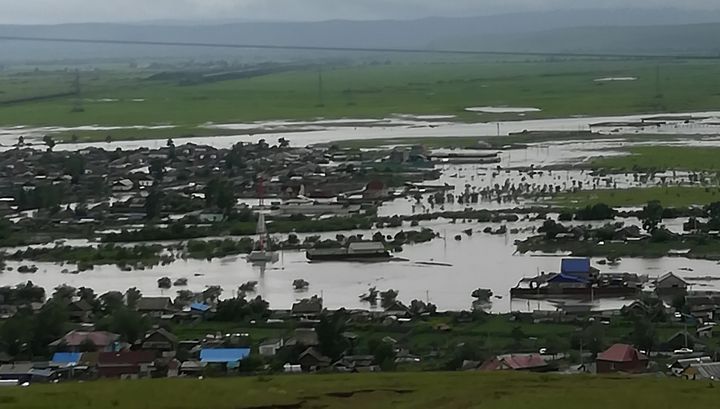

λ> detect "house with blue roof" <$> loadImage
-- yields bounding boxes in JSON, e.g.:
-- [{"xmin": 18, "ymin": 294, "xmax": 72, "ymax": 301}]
[
  {"xmin": 51, "ymin": 352, "xmax": 83, "ymax": 365},
  {"xmin": 560, "ymin": 258, "xmax": 598, "ymax": 279},
  {"xmin": 200, "ymin": 348, "xmax": 251, "ymax": 370}
]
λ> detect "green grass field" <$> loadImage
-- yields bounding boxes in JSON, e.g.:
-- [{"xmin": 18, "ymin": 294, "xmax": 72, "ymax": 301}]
[
  {"xmin": 2, "ymin": 59, "xmax": 720, "ymax": 142},
  {"xmin": 3, "ymin": 371, "xmax": 720, "ymax": 409},
  {"xmin": 593, "ymin": 147, "xmax": 720, "ymax": 172},
  {"xmin": 552, "ymin": 186, "xmax": 720, "ymax": 208}
]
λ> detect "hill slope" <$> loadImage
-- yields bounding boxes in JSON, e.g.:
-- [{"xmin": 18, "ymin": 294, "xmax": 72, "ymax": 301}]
[{"xmin": 3, "ymin": 371, "xmax": 720, "ymax": 409}]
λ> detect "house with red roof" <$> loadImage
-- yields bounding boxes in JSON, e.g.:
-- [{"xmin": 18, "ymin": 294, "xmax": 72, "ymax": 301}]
[
  {"xmin": 97, "ymin": 351, "xmax": 157, "ymax": 379},
  {"xmin": 478, "ymin": 354, "xmax": 548, "ymax": 372},
  {"xmin": 596, "ymin": 344, "xmax": 648, "ymax": 373},
  {"xmin": 49, "ymin": 330, "xmax": 120, "ymax": 352}
]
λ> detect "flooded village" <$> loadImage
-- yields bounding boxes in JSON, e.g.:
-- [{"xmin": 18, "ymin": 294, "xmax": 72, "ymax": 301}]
[{"xmin": 0, "ymin": 113, "xmax": 719, "ymax": 382}]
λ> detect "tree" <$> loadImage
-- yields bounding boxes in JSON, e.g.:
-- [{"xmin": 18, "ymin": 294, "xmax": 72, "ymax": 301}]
[
  {"xmin": 316, "ymin": 310, "xmax": 349, "ymax": 360},
  {"xmin": 368, "ymin": 338, "xmax": 396, "ymax": 371},
  {"xmin": 575, "ymin": 203, "xmax": 615, "ymax": 221},
  {"xmin": 99, "ymin": 291, "xmax": 124, "ymax": 314},
  {"xmin": 204, "ymin": 178, "xmax": 236, "ymax": 214},
  {"xmin": 63, "ymin": 154, "xmax": 85, "ymax": 184},
  {"xmin": 42, "ymin": 135, "xmax": 56, "ymax": 151},
  {"xmin": 144, "ymin": 189, "xmax": 163, "ymax": 219},
  {"xmin": 52, "ymin": 285, "xmax": 77, "ymax": 302},
  {"xmin": 125, "ymin": 287, "xmax": 142, "ymax": 309},
  {"xmin": 641, "ymin": 200, "xmax": 664, "ymax": 233},
  {"xmin": 149, "ymin": 158, "xmax": 165, "ymax": 180},
  {"xmin": 630, "ymin": 318, "xmax": 657, "ymax": 354},
  {"xmin": 32, "ymin": 301, "xmax": 69, "ymax": 354},
  {"xmin": 538, "ymin": 219, "xmax": 567, "ymax": 240},
  {"xmin": 99, "ymin": 307, "xmax": 149, "ymax": 343}
]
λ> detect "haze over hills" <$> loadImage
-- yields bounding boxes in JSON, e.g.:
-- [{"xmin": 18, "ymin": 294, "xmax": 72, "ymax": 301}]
[{"xmin": 1, "ymin": 9, "xmax": 720, "ymax": 62}]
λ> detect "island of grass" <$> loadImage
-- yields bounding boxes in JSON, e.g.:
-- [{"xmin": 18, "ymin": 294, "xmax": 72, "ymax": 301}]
[
  {"xmin": 4, "ymin": 371, "xmax": 720, "ymax": 409},
  {"xmin": 552, "ymin": 186, "xmax": 720, "ymax": 208},
  {"xmin": 592, "ymin": 146, "xmax": 720, "ymax": 172}
]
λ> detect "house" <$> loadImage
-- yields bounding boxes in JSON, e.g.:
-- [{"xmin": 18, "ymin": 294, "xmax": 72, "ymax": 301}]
[
  {"xmin": 259, "ymin": 339, "xmax": 284, "ymax": 357},
  {"xmin": 363, "ymin": 180, "xmax": 390, "ymax": 200},
  {"xmin": 179, "ymin": 360, "xmax": 206, "ymax": 376},
  {"xmin": 67, "ymin": 300, "xmax": 93, "ymax": 322},
  {"xmin": 596, "ymin": 344, "xmax": 648, "ymax": 373},
  {"xmin": 682, "ymin": 362, "xmax": 720, "ymax": 380},
  {"xmin": 663, "ymin": 331, "xmax": 698, "ymax": 351},
  {"xmin": 136, "ymin": 297, "xmax": 176, "ymax": 317},
  {"xmin": 97, "ymin": 351, "xmax": 156, "ymax": 379},
  {"xmin": 51, "ymin": 352, "xmax": 83, "ymax": 366},
  {"xmin": 560, "ymin": 258, "xmax": 598, "ymax": 279},
  {"xmin": 298, "ymin": 347, "xmax": 331, "ymax": 372},
  {"xmin": 697, "ymin": 325, "xmax": 714, "ymax": 339},
  {"xmin": 286, "ymin": 328, "xmax": 319, "ymax": 347},
  {"xmin": 291, "ymin": 297, "xmax": 323, "ymax": 317},
  {"xmin": 621, "ymin": 301, "xmax": 651, "ymax": 317},
  {"xmin": 333, "ymin": 355, "xmax": 380, "ymax": 373},
  {"xmin": 112, "ymin": 179, "xmax": 134, "ymax": 192},
  {"xmin": 189, "ymin": 302, "xmax": 213, "ymax": 318},
  {"xmin": 655, "ymin": 272, "xmax": 688, "ymax": 295},
  {"xmin": 199, "ymin": 348, "xmax": 251, "ymax": 370},
  {"xmin": 0, "ymin": 363, "xmax": 58, "ymax": 383},
  {"xmin": 478, "ymin": 354, "xmax": 548, "ymax": 372},
  {"xmin": 49, "ymin": 330, "xmax": 120, "ymax": 352},
  {"xmin": 669, "ymin": 356, "xmax": 712, "ymax": 376},
  {"xmin": 140, "ymin": 328, "xmax": 178, "ymax": 352}
]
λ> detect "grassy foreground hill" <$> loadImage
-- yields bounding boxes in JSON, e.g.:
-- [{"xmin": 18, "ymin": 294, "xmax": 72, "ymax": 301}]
[{"xmin": 2, "ymin": 372, "xmax": 719, "ymax": 409}]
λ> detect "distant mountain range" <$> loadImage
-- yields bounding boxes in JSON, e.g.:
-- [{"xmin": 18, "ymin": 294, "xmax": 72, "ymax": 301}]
[{"xmin": 1, "ymin": 9, "xmax": 720, "ymax": 62}]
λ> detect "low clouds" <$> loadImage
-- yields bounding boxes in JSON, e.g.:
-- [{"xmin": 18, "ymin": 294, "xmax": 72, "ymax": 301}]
[{"xmin": 0, "ymin": 0, "xmax": 718, "ymax": 24}]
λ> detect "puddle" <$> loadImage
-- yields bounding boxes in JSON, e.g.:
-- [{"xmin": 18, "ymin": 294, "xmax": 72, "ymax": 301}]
[
  {"xmin": 594, "ymin": 77, "xmax": 638, "ymax": 82},
  {"xmin": 465, "ymin": 107, "xmax": 542, "ymax": 114}
]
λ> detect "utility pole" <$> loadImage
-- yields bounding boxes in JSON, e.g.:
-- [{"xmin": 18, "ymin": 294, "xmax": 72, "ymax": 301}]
[
  {"xmin": 317, "ymin": 68, "xmax": 324, "ymax": 107},
  {"xmin": 71, "ymin": 70, "xmax": 84, "ymax": 112}
]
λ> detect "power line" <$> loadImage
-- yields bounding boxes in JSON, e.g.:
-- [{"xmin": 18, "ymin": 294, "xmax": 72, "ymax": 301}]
[{"xmin": 0, "ymin": 35, "xmax": 719, "ymax": 60}]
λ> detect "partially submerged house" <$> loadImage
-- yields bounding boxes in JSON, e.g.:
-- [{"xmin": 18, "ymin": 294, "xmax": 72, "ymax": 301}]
[{"xmin": 655, "ymin": 272, "xmax": 688, "ymax": 295}]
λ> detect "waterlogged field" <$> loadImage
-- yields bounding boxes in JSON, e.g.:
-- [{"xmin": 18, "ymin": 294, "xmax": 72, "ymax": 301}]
[
  {"xmin": 592, "ymin": 146, "xmax": 720, "ymax": 172},
  {"xmin": 1, "ymin": 58, "xmax": 720, "ymax": 141},
  {"xmin": 552, "ymin": 186, "xmax": 720, "ymax": 208},
  {"xmin": 3, "ymin": 372, "xmax": 720, "ymax": 409}
]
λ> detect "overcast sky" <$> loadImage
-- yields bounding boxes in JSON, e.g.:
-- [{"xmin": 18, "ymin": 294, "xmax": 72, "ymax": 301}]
[{"xmin": 0, "ymin": 0, "xmax": 718, "ymax": 24}]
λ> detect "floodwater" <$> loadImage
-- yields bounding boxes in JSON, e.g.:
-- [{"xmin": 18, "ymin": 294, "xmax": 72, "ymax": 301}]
[
  {"xmin": 2, "ymin": 112, "xmax": 720, "ymax": 312},
  {"xmin": 465, "ymin": 107, "xmax": 542, "ymax": 113},
  {"xmin": 4, "ymin": 217, "xmax": 718, "ymax": 313},
  {"xmin": 4, "ymin": 111, "xmax": 720, "ymax": 151},
  {"xmin": 594, "ymin": 77, "xmax": 638, "ymax": 82}
]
